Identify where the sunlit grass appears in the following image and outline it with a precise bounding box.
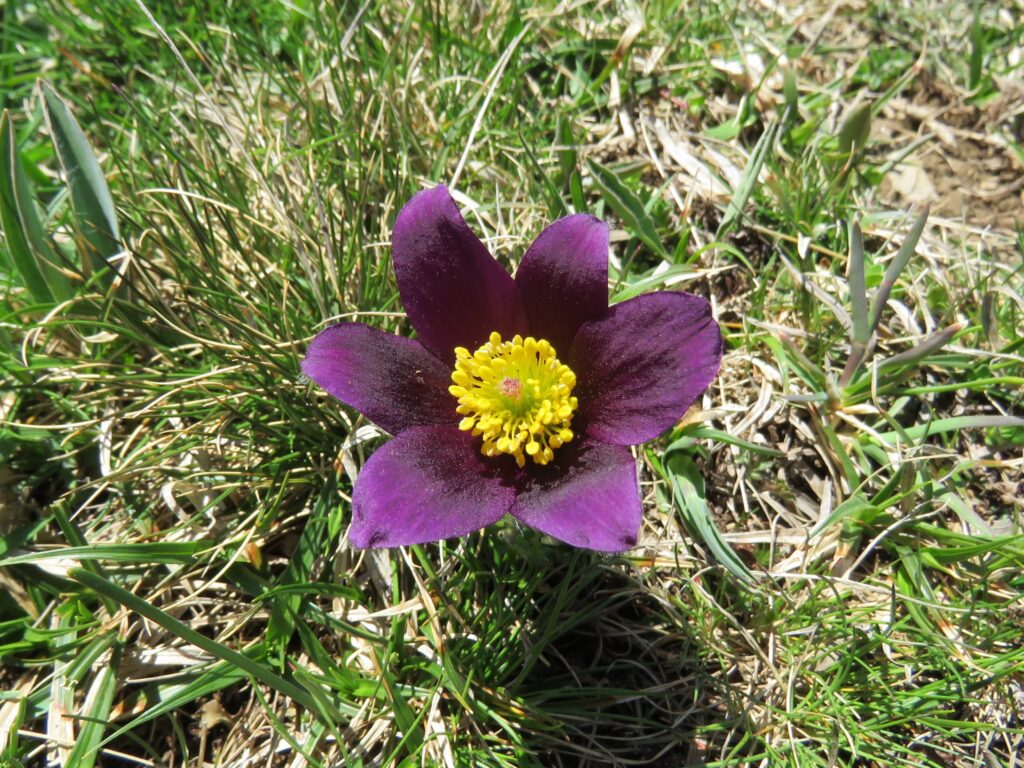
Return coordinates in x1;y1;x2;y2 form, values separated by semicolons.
1;1;1022;766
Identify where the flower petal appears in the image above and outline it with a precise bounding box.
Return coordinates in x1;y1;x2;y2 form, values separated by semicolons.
510;440;640;552
570;292;722;445
349;426;515;547
302;323;455;435
392;185;528;361
514;214;608;354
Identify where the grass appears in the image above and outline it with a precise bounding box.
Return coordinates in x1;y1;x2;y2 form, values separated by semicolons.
1;0;1023;765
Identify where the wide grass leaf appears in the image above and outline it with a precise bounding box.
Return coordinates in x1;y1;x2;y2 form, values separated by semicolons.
659;452;756;585
586;157;668;259
0;110;70;303
0;541;214;567
64;643;121;768
716;119;777;239
867;414;1024;446
39;81;122;282
868;206;930;333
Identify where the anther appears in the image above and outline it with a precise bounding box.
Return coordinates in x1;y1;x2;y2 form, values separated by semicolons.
449;333;578;467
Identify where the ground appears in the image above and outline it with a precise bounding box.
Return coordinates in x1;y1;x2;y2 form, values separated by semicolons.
0;1;1022;766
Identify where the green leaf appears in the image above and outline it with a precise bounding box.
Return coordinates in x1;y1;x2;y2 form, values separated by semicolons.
876;323;963;371
895;546;948;642
266;478;337;655
840;220;870;386
868;206;929;333
252;684;330;768
39;81;122;282
569;169;586;212
666;425;783;457
378;667;426;761
782;67;798;119
97;661;248;751
837;102;872;155
968;0;984;90
585;157;668;258
660;452;756;585
63;633;117;687
69;568;325;715
0;541;213;567
519;131;568;219
610;263;698;304
65;643;121;768
817;419;861;491
867;414;1024;446
810;493;878;537
556;117;576;190
938;491;990;535
716;119;777;239
848;220;869;346
704;105;749;141
0;110;70;304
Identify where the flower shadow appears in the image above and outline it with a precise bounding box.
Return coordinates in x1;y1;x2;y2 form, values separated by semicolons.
424;529;728;765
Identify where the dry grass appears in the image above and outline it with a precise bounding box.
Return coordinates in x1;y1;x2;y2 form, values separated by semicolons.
0;1;1022;766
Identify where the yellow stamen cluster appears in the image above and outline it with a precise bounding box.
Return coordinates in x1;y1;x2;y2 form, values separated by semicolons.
449;332;578;467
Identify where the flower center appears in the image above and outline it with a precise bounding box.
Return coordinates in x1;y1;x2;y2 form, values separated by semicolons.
449;332;578;467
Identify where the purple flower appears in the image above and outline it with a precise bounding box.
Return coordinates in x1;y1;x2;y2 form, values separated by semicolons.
302;186;722;552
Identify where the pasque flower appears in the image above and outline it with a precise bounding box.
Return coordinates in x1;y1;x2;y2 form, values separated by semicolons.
302;186;722;552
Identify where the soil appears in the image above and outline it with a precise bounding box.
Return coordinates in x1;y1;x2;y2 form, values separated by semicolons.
878;74;1024;232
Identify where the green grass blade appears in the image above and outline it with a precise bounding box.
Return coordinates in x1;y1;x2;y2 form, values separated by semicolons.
97;661;248;751
868;206;930;333
937;491;991;535
252;684;328;768
667;425;784;457
848;220;869;346
837;102;872;155
716;119;778;239
556;116;576;191
65;643;121;768
585;157;668;259
265;478;337;655
810;493;878;537
876;322;964;372
659;452;756;585
62;633;118;688
0;541;213;567
867;414;1024;446
610;263;700;303
840;219;870;386
69;568;325;715
0;110;69;304
39;81;122;281
968;0;984;90
777;249;853;331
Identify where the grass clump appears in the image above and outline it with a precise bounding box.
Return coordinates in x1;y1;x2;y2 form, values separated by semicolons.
1;1;1022;766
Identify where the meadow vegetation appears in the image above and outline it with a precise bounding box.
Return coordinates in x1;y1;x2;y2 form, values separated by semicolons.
1;0;1022;765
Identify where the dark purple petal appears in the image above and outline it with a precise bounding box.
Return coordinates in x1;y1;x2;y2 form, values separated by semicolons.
510;440;640;552
570;292;722;445
514;214;609;354
349;426;515;547
302;323;456;435
392;186;528;361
